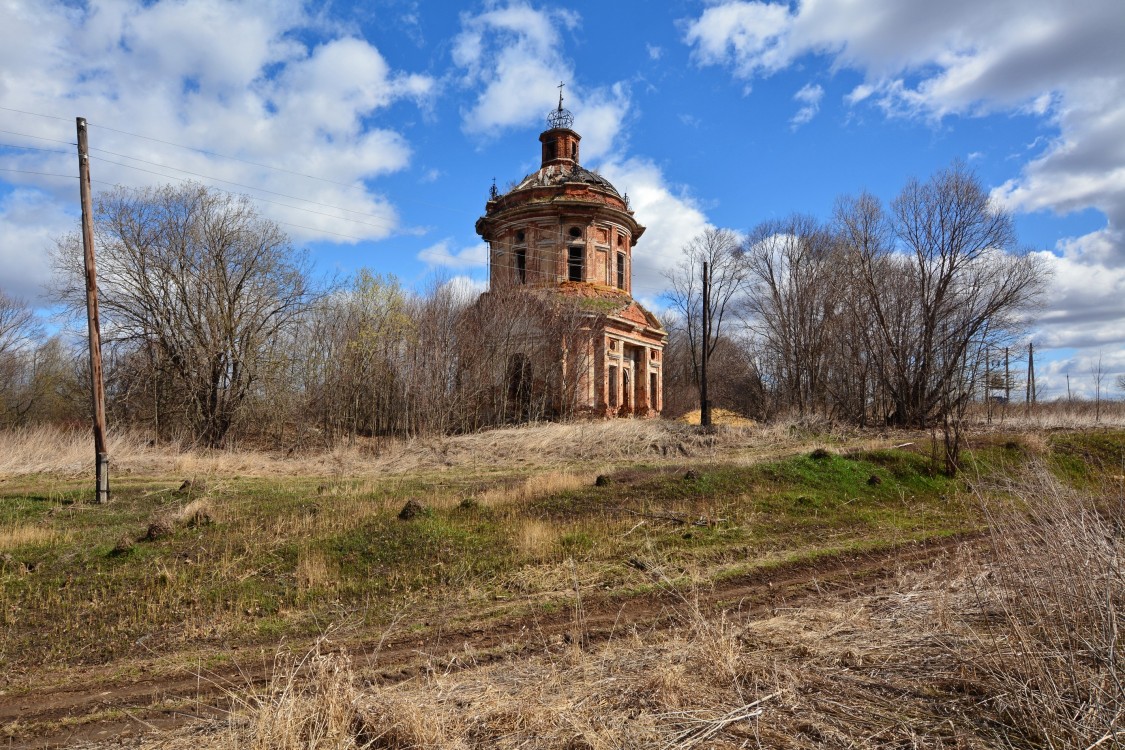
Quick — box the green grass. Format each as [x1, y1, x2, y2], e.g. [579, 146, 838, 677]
[1047, 430, 1125, 486]
[1, 430, 1094, 682]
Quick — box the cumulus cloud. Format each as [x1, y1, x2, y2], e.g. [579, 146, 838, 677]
[596, 158, 712, 299]
[452, 2, 630, 160]
[417, 239, 488, 271]
[0, 189, 73, 302]
[0, 0, 436, 301]
[1037, 347, 1125, 401]
[1029, 227, 1125, 350]
[681, 0, 1125, 355]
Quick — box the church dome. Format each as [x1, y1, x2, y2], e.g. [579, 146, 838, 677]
[507, 163, 624, 199]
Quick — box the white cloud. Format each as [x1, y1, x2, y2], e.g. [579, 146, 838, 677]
[436, 274, 489, 300]
[790, 82, 824, 128]
[1037, 348, 1125, 401]
[682, 0, 1125, 354]
[647, 44, 663, 61]
[452, 2, 629, 159]
[1028, 227, 1125, 349]
[683, 1, 792, 77]
[418, 239, 488, 271]
[0, 0, 436, 300]
[0, 189, 73, 302]
[596, 158, 712, 298]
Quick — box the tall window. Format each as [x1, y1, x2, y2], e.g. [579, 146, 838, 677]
[516, 248, 526, 283]
[616, 252, 626, 289]
[568, 246, 583, 282]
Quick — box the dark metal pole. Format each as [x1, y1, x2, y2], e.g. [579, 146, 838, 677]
[701, 261, 711, 428]
[77, 117, 109, 504]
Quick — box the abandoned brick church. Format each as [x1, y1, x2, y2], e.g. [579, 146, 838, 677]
[475, 94, 666, 418]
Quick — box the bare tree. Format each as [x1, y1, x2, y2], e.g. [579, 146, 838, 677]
[664, 228, 747, 395]
[0, 290, 38, 360]
[1092, 353, 1105, 423]
[298, 271, 412, 442]
[838, 165, 1045, 428]
[836, 164, 1046, 472]
[55, 183, 316, 447]
[743, 215, 841, 417]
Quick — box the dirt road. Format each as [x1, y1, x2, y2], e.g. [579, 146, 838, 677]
[0, 534, 976, 748]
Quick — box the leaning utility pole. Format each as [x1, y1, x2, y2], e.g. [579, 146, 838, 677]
[700, 261, 712, 428]
[76, 117, 109, 503]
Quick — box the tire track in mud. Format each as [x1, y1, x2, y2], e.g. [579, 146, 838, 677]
[1, 533, 979, 748]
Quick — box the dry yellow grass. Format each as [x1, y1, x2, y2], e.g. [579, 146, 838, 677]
[679, 407, 756, 427]
[0, 420, 731, 479]
[476, 469, 593, 508]
[0, 524, 60, 550]
[514, 519, 557, 562]
[296, 548, 332, 592]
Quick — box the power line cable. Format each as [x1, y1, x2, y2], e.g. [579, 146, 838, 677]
[2, 106, 627, 271]
[0, 129, 75, 147]
[0, 167, 76, 180]
[0, 105, 71, 122]
[92, 155, 399, 233]
[89, 147, 389, 220]
[0, 142, 72, 156]
[89, 120, 375, 193]
[85, 121, 474, 217]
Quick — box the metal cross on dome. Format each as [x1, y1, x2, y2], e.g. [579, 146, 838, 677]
[547, 81, 574, 129]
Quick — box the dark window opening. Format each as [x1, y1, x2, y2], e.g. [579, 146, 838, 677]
[568, 246, 583, 282]
[623, 369, 632, 411]
[571, 142, 577, 159]
[608, 365, 618, 408]
[616, 252, 626, 289]
[650, 372, 658, 409]
[545, 141, 556, 161]
[515, 229, 525, 243]
[568, 226, 582, 238]
[516, 248, 526, 283]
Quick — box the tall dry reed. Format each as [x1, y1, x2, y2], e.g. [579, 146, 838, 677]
[966, 463, 1125, 748]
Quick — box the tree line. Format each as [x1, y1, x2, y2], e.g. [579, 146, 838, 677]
[1, 182, 606, 447]
[662, 163, 1047, 471]
[0, 164, 1048, 457]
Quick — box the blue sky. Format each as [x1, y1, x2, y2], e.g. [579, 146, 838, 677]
[0, 0, 1121, 399]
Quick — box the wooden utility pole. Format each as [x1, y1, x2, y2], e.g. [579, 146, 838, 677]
[1025, 341, 1036, 417]
[76, 117, 109, 504]
[1004, 347, 1011, 402]
[984, 346, 992, 423]
[700, 261, 712, 428]
[1002, 346, 1010, 422]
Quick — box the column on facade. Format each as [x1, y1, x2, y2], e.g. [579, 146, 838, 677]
[643, 344, 652, 411]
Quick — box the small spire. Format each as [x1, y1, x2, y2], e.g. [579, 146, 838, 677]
[547, 82, 574, 130]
